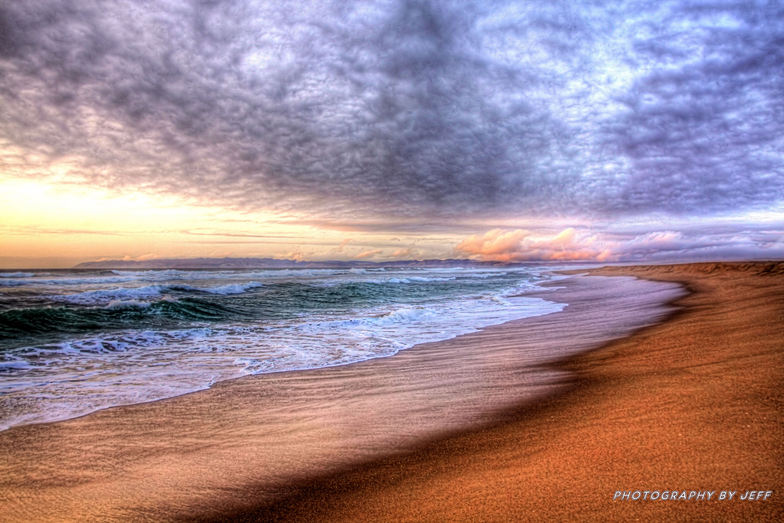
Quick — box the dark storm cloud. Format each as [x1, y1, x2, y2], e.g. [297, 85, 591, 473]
[591, 0, 784, 215]
[0, 0, 782, 221]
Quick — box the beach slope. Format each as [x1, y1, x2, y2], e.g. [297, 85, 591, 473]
[243, 262, 784, 521]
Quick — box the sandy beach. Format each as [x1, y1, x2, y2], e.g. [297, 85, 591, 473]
[4, 1, 782, 520]
[1, 262, 782, 521]
[240, 262, 784, 522]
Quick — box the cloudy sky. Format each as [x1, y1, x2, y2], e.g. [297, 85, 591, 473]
[1, 0, 782, 267]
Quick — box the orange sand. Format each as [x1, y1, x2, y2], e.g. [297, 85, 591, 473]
[237, 262, 784, 521]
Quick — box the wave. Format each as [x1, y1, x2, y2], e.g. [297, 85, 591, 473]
[1, 268, 495, 291]
[0, 275, 149, 287]
[0, 280, 28, 287]
[49, 281, 264, 305]
[320, 306, 438, 329]
[316, 275, 457, 287]
[0, 298, 233, 337]
[111, 269, 187, 277]
[9, 275, 154, 286]
[0, 265, 568, 432]
[200, 281, 263, 295]
[52, 285, 170, 305]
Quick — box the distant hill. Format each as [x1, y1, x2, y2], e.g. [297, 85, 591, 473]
[74, 257, 509, 270]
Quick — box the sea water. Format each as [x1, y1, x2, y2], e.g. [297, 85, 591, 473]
[0, 266, 564, 430]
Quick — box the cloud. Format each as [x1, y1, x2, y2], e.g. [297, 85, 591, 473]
[390, 247, 417, 258]
[457, 225, 784, 262]
[456, 228, 612, 262]
[587, 1, 784, 215]
[0, 0, 781, 230]
[455, 229, 529, 260]
[334, 238, 353, 253]
[354, 248, 383, 259]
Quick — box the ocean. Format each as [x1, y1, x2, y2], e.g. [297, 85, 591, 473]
[0, 266, 565, 431]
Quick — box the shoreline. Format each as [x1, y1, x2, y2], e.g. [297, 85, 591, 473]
[0, 270, 684, 520]
[0, 268, 565, 433]
[229, 262, 783, 522]
[0, 270, 567, 434]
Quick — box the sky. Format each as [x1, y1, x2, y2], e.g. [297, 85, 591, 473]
[1, 0, 783, 267]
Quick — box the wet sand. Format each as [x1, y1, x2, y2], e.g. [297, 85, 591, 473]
[0, 272, 683, 521]
[238, 262, 783, 522]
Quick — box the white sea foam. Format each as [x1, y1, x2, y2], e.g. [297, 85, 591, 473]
[106, 299, 154, 310]
[48, 280, 264, 305]
[200, 281, 263, 295]
[315, 274, 459, 287]
[52, 285, 170, 305]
